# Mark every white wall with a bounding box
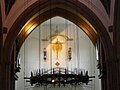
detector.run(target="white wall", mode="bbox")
[15,17,101,90]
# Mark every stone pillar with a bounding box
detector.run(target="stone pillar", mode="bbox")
[0,1,3,64]
[112,0,120,90]
[0,46,16,90]
[101,74,107,90]
[0,62,11,90]
[0,12,12,90]
[10,44,16,90]
[106,59,120,90]
[0,5,4,90]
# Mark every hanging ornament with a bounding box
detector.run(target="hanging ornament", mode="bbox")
[55,62,60,67]
[68,47,72,60]
[43,48,47,60]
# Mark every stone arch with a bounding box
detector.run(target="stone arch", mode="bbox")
[17,7,97,50]
[3,0,113,90]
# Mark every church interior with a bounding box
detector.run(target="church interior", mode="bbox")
[0,0,120,90]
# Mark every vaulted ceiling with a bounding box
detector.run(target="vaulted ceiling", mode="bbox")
[5,0,111,15]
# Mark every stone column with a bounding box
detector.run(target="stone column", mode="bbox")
[0,5,4,90]
[0,62,11,90]
[0,1,3,64]
[106,59,120,90]
[10,44,16,90]
[112,0,120,90]
[0,45,16,90]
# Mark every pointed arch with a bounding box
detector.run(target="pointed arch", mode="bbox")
[3,1,113,90]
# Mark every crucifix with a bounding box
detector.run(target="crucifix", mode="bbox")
[52,39,63,59]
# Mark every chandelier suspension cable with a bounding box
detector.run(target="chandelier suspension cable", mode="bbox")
[66,0,72,70]
[93,42,96,90]
[93,49,95,90]
[76,27,80,74]
[39,18,41,71]
[89,0,95,89]
[75,0,80,73]
[50,0,52,70]
[69,21,72,72]
[45,23,48,70]
[74,25,77,70]
[24,30,26,90]
[65,19,68,70]
[44,24,47,89]
[89,40,95,90]
[38,0,41,71]
[90,39,93,89]
[23,0,26,89]
[42,23,47,66]
[64,0,68,71]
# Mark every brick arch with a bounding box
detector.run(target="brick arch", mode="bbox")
[3,0,113,90]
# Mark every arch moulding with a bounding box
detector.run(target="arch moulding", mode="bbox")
[3,0,113,90]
